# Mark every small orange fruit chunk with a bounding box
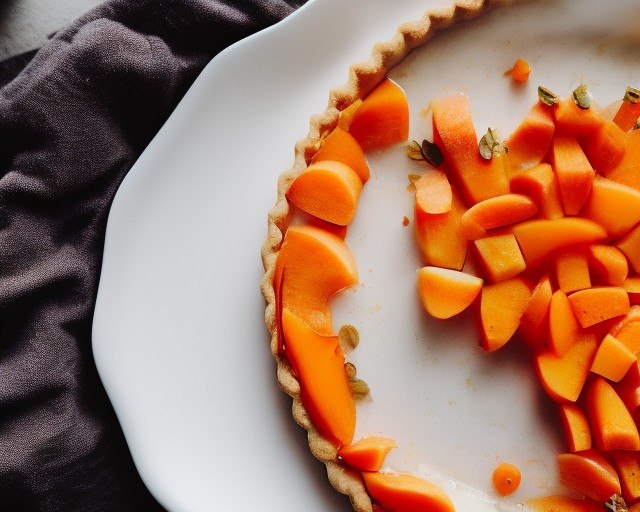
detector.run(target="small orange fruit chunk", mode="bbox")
[286,160,362,226]
[417,266,483,319]
[459,193,537,239]
[348,78,409,152]
[508,58,530,83]
[505,103,555,174]
[558,404,592,452]
[338,436,397,472]
[509,163,563,220]
[557,449,621,503]
[567,286,630,328]
[549,136,595,215]
[590,333,636,382]
[474,234,526,283]
[581,176,640,239]
[281,308,356,447]
[362,472,455,512]
[311,127,370,183]
[414,169,452,214]
[492,462,521,496]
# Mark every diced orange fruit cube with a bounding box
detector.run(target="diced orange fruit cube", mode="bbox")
[581,118,628,176]
[588,244,628,286]
[617,223,640,273]
[548,290,581,357]
[480,276,532,351]
[509,163,564,220]
[518,273,552,351]
[610,450,640,503]
[504,101,555,174]
[553,248,591,294]
[607,129,640,190]
[459,193,537,240]
[414,169,452,214]
[474,234,526,283]
[553,98,606,137]
[311,127,370,183]
[590,333,636,382]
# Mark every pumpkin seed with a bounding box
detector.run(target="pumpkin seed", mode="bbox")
[573,84,592,110]
[538,85,559,106]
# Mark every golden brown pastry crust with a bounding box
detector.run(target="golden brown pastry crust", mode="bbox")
[260,1,511,510]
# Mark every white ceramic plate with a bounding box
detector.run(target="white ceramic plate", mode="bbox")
[92,0,640,510]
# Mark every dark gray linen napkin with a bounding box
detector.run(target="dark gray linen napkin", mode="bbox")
[0,1,302,510]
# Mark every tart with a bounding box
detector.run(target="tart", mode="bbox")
[261,0,640,511]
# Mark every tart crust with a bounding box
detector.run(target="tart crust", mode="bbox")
[260,1,511,510]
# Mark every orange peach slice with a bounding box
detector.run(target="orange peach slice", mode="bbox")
[362,472,455,512]
[567,286,630,328]
[617,224,640,273]
[558,404,592,453]
[557,450,621,503]
[553,98,606,137]
[286,160,362,226]
[611,451,640,504]
[459,193,537,239]
[534,334,598,403]
[348,78,409,152]
[414,169,452,214]
[518,273,553,351]
[414,185,467,270]
[588,244,628,286]
[580,176,640,239]
[311,127,370,183]
[432,93,509,205]
[512,218,607,269]
[607,129,640,190]
[553,248,591,294]
[509,163,564,220]
[417,266,483,319]
[549,136,595,215]
[585,376,640,451]
[582,118,628,176]
[338,436,397,472]
[590,333,636,383]
[473,234,526,283]
[548,290,581,358]
[274,225,358,346]
[480,276,532,351]
[281,308,355,447]
[504,101,555,174]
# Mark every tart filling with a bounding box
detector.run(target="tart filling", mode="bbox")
[261,1,640,511]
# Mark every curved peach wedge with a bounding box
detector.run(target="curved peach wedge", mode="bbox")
[417,266,483,319]
[512,218,607,269]
[414,169,452,215]
[338,436,397,472]
[460,193,537,239]
[557,449,621,503]
[286,160,362,226]
[274,225,358,345]
[281,308,356,447]
[348,77,409,152]
[362,472,455,512]
[311,127,370,183]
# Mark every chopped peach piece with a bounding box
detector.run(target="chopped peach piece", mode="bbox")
[526,495,604,512]
[286,160,362,226]
[549,136,595,215]
[432,93,509,205]
[492,462,521,496]
[338,436,397,472]
[348,78,409,151]
[414,185,467,270]
[414,169,452,214]
[553,98,606,137]
[548,290,581,357]
[417,266,483,319]
[581,118,628,176]
[553,248,591,294]
[275,225,358,344]
[588,244,628,286]
[612,93,640,132]
[512,218,607,269]
[610,450,640,504]
[567,287,630,328]
[504,102,555,174]
[623,277,640,305]
[557,449,621,503]
[509,163,564,220]
[459,193,537,240]
[586,376,640,451]
[590,334,636,382]
[607,129,640,190]
[518,273,552,351]
[534,334,598,403]
[311,127,370,183]
[617,224,640,273]
[580,176,640,239]
[281,308,356,447]
[613,360,640,424]
[611,316,640,357]
[362,472,455,512]
[558,404,592,452]
[474,234,526,283]
[480,276,532,351]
